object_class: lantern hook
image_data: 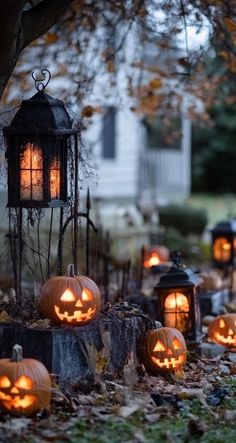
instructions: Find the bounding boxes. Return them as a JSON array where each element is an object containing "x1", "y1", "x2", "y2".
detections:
[
  {"x1": 170, "y1": 250, "x2": 182, "y2": 268},
  {"x1": 32, "y1": 69, "x2": 51, "y2": 92}
]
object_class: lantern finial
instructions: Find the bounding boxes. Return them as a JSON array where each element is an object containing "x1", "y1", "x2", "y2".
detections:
[
  {"x1": 170, "y1": 250, "x2": 182, "y2": 268},
  {"x1": 32, "y1": 68, "x2": 51, "y2": 92}
]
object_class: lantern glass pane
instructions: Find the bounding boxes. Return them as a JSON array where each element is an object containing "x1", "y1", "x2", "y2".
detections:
[
  {"x1": 20, "y1": 143, "x2": 43, "y2": 200},
  {"x1": 164, "y1": 291, "x2": 190, "y2": 333},
  {"x1": 213, "y1": 237, "x2": 231, "y2": 262}
]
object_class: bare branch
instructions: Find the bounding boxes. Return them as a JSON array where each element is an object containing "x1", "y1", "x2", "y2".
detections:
[{"x1": 21, "y1": 0, "x2": 73, "y2": 49}]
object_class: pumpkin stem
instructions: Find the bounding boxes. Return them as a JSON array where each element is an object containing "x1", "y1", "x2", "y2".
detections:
[
  {"x1": 66, "y1": 264, "x2": 75, "y2": 277},
  {"x1": 11, "y1": 344, "x2": 23, "y2": 362}
]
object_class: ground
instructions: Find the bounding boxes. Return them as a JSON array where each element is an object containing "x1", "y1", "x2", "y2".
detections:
[{"x1": 0, "y1": 348, "x2": 236, "y2": 443}]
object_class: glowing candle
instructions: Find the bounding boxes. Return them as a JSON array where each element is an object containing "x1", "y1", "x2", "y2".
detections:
[
  {"x1": 50, "y1": 159, "x2": 60, "y2": 199},
  {"x1": 213, "y1": 237, "x2": 231, "y2": 262},
  {"x1": 164, "y1": 292, "x2": 189, "y2": 334},
  {"x1": 20, "y1": 143, "x2": 43, "y2": 200}
]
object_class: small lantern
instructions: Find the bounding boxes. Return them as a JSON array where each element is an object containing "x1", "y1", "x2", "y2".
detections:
[
  {"x1": 143, "y1": 245, "x2": 169, "y2": 271},
  {"x1": 211, "y1": 220, "x2": 236, "y2": 268},
  {"x1": 154, "y1": 252, "x2": 202, "y2": 344},
  {"x1": 4, "y1": 69, "x2": 76, "y2": 208}
]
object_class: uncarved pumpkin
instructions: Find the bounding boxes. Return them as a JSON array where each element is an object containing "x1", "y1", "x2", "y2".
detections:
[
  {"x1": 140, "y1": 327, "x2": 187, "y2": 374},
  {"x1": 39, "y1": 264, "x2": 101, "y2": 325},
  {"x1": 208, "y1": 314, "x2": 236, "y2": 349},
  {"x1": 0, "y1": 344, "x2": 51, "y2": 416}
]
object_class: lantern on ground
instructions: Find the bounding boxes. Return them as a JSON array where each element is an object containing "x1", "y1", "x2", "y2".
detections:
[
  {"x1": 154, "y1": 252, "x2": 202, "y2": 345},
  {"x1": 0, "y1": 344, "x2": 51, "y2": 416},
  {"x1": 211, "y1": 220, "x2": 236, "y2": 268},
  {"x1": 143, "y1": 245, "x2": 169, "y2": 272},
  {"x1": 4, "y1": 69, "x2": 76, "y2": 208}
]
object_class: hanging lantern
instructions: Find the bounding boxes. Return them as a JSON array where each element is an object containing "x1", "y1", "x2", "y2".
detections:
[
  {"x1": 154, "y1": 252, "x2": 202, "y2": 345},
  {"x1": 211, "y1": 220, "x2": 236, "y2": 268},
  {"x1": 4, "y1": 69, "x2": 77, "y2": 208}
]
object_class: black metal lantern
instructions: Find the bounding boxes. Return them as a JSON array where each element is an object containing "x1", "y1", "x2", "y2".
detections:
[
  {"x1": 4, "y1": 69, "x2": 76, "y2": 208},
  {"x1": 154, "y1": 252, "x2": 202, "y2": 345},
  {"x1": 211, "y1": 220, "x2": 236, "y2": 268}
]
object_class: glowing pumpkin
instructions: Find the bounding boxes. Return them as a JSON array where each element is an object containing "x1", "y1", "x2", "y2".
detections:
[
  {"x1": 208, "y1": 314, "x2": 236, "y2": 349},
  {"x1": 144, "y1": 245, "x2": 169, "y2": 268},
  {"x1": 0, "y1": 344, "x2": 51, "y2": 416},
  {"x1": 39, "y1": 264, "x2": 101, "y2": 325},
  {"x1": 140, "y1": 327, "x2": 187, "y2": 373}
]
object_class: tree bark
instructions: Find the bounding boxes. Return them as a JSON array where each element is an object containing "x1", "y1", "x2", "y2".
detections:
[{"x1": 0, "y1": 0, "x2": 73, "y2": 101}]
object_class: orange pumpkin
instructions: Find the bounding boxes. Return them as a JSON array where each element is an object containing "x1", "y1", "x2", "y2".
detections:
[
  {"x1": 140, "y1": 327, "x2": 187, "y2": 374},
  {"x1": 39, "y1": 264, "x2": 101, "y2": 325},
  {"x1": 208, "y1": 314, "x2": 236, "y2": 349},
  {"x1": 0, "y1": 344, "x2": 51, "y2": 416}
]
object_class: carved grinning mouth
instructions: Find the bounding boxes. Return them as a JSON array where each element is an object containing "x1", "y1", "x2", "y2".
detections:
[
  {"x1": 151, "y1": 354, "x2": 185, "y2": 369},
  {"x1": 214, "y1": 332, "x2": 236, "y2": 346},
  {"x1": 0, "y1": 391, "x2": 36, "y2": 410},
  {"x1": 54, "y1": 305, "x2": 96, "y2": 323}
]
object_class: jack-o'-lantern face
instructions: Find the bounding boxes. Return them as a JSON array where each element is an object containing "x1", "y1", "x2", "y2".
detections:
[
  {"x1": 208, "y1": 314, "x2": 236, "y2": 349},
  {"x1": 140, "y1": 327, "x2": 187, "y2": 374},
  {"x1": 39, "y1": 266, "x2": 101, "y2": 326},
  {"x1": 54, "y1": 287, "x2": 97, "y2": 323},
  {"x1": 0, "y1": 375, "x2": 36, "y2": 411}
]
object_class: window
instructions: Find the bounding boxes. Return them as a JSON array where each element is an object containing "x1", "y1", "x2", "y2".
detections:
[
  {"x1": 145, "y1": 117, "x2": 182, "y2": 150},
  {"x1": 102, "y1": 107, "x2": 116, "y2": 159}
]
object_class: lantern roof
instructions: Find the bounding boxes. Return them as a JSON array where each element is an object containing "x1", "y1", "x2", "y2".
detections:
[
  {"x1": 155, "y1": 251, "x2": 202, "y2": 289},
  {"x1": 211, "y1": 219, "x2": 236, "y2": 235},
  {"x1": 4, "y1": 90, "x2": 75, "y2": 135}
]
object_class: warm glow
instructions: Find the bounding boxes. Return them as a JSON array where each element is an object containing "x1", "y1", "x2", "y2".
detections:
[
  {"x1": 82, "y1": 288, "x2": 93, "y2": 301},
  {"x1": 214, "y1": 332, "x2": 236, "y2": 346},
  {"x1": 60, "y1": 289, "x2": 76, "y2": 302},
  {"x1": 15, "y1": 375, "x2": 33, "y2": 390},
  {"x1": 20, "y1": 143, "x2": 43, "y2": 200},
  {"x1": 220, "y1": 319, "x2": 225, "y2": 328},
  {"x1": 172, "y1": 338, "x2": 182, "y2": 350},
  {"x1": 144, "y1": 253, "x2": 160, "y2": 268},
  {"x1": 164, "y1": 292, "x2": 189, "y2": 333},
  {"x1": 213, "y1": 237, "x2": 231, "y2": 262},
  {"x1": 50, "y1": 159, "x2": 60, "y2": 199},
  {"x1": 54, "y1": 305, "x2": 96, "y2": 323},
  {"x1": 0, "y1": 376, "x2": 11, "y2": 388},
  {"x1": 153, "y1": 340, "x2": 166, "y2": 352},
  {"x1": 151, "y1": 353, "x2": 185, "y2": 370}
]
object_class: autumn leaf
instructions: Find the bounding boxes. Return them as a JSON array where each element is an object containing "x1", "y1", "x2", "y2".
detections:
[
  {"x1": 224, "y1": 18, "x2": 236, "y2": 32},
  {"x1": 81, "y1": 105, "x2": 95, "y2": 118},
  {"x1": 149, "y1": 78, "x2": 162, "y2": 89},
  {"x1": 45, "y1": 32, "x2": 59, "y2": 44}
]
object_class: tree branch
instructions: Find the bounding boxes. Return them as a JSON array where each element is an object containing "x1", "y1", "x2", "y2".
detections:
[{"x1": 21, "y1": 0, "x2": 73, "y2": 49}]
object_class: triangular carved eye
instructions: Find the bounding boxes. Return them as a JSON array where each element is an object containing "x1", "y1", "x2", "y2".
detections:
[
  {"x1": 15, "y1": 376, "x2": 33, "y2": 390},
  {"x1": 172, "y1": 338, "x2": 181, "y2": 350},
  {"x1": 0, "y1": 376, "x2": 11, "y2": 388},
  {"x1": 219, "y1": 319, "x2": 225, "y2": 328},
  {"x1": 60, "y1": 289, "x2": 75, "y2": 302},
  {"x1": 82, "y1": 288, "x2": 93, "y2": 301},
  {"x1": 153, "y1": 340, "x2": 166, "y2": 352}
]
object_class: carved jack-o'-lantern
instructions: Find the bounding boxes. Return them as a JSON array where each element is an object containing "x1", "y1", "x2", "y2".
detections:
[
  {"x1": 0, "y1": 344, "x2": 51, "y2": 416},
  {"x1": 208, "y1": 314, "x2": 236, "y2": 349},
  {"x1": 140, "y1": 327, "x2": 187, "y2": 374},
  {"x1": 39, "y1": 264, "x2": 101, "y2": 325}
]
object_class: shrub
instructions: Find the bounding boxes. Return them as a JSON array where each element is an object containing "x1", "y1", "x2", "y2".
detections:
[{"x1": 158, "y1": 204, "x2": 208, "y2": 236}]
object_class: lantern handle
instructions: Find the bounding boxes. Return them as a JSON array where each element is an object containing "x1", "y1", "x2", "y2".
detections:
[{"x1": 32, "y1": 69, "x2": 51, "y2": 92}]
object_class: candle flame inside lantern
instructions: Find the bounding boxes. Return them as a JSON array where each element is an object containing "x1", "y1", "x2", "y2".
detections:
[
  {"x1": 213, "y1": 237, "x2": 231, "y2": 262},
  {"x1": 20, "y1": 143, "x2": 43, "y2": 200},
  {"x1": 144, "y1": 252, "x2": 160, "y2": 268},
  {"x1": 50, "y1": 159, "x2": 60, "y2": 199},
  {"x1": 164, "y1": 292, "x2": 189, "y2": 333}
]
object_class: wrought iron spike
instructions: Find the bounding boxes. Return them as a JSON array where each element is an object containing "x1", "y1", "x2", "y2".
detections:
[{"x1": 86, "y1": 188, "x2": 91, "y2": 210}]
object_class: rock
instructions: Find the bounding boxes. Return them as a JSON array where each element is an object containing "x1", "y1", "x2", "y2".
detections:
[
  {"x1": 202, "y1": 315, "x2": 215, "y2": 327},
  {"x1": 197, "y1": 342, "x2": 226, "y2": 359},
  {"x1": 219, "y1": 364, "x2": 230, "y2": 375}
]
